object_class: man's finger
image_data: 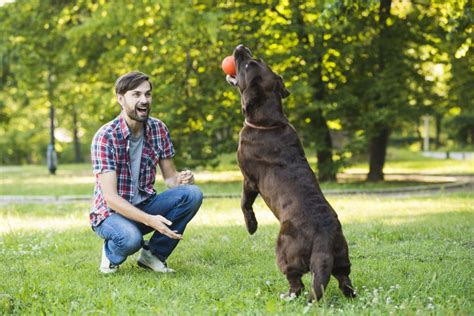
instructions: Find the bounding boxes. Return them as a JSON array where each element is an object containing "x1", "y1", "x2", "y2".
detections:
[
  {"x1": 157, "y1": 215, "x2": 172, "y2": 226},
  {"x1": 167, "y1": 230, "x2": 183, "y2": 240}
]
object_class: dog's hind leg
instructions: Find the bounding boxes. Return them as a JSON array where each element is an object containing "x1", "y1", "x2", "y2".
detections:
[
  {"x1": 332, "y1": 266, "x2": 356, "y2": 298},
  {"x1": 285, "y1": 272, "x2": 304, "y2": 298},
  {"x1": 309, "y1": 251, "x2": 333, "y2": 302},
  {"x1": 332, "y1": 234, "x2": 356, "y2": 298},
  {"x1": 276, "y1": 230, "x2": 305, "y2": 298}
]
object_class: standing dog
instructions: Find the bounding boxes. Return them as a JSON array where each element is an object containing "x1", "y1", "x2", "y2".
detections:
[{"x1": 226, "y1": 45, "x2": 355, "y2": 301}]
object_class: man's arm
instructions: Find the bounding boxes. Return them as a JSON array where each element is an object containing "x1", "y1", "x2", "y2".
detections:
[
  {"x1": 98, "y1": 171, "x2": 182, "y2": 240},
  {"x1": 159, "y1": 158, "x2": 194, "y2": 188}
]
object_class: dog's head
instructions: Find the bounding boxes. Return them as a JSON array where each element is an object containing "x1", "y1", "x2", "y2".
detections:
[{"x1": 227, "y1": 45, "x2": 290, "y2": 116}]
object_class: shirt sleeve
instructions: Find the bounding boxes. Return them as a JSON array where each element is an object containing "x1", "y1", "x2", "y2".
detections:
[
  {"x1": 159, "y1": 122, "x2": 175, "y2": 159},
  {"x1": 91, "y1": 132, "x2": 116, "y2": 175}
]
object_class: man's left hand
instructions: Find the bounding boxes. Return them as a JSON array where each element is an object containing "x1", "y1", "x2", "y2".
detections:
[{"x1": 177, "y1": 170, "x2": 194, "y2": 185}]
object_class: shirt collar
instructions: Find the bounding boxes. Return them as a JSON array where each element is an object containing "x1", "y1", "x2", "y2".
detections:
[{"x1": 118, "y1": 112, "x2": 151, "y2": 140}]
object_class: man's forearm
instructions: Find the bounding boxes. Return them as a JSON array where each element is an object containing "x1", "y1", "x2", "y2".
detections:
[
  {"x1": 104, "y1": 193, "x2": 152, "y2": 226},
  {"x1": 165, "y1": 175, "x2": 179, "y2": 188}
]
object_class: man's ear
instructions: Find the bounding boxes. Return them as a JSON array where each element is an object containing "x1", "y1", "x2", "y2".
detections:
[
  {"x1": 276, "y1": 76, "x2": 290, "y2": 99},
  {"x1": 117, "y1": 94, "x2": 124, "y2": 107}
]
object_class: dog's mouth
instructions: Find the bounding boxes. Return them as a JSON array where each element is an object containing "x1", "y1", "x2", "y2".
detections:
[
  {"x1": 225, "y1": 44, "x2": 253, "y2": 87},
  {"x1": 233, "y1": 44, "x2": 253, "y2": 75}
]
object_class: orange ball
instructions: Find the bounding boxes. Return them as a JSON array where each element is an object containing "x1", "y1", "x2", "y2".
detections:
[{"x1": 221, "y1": 55, "x2": 236, "y2": 76}]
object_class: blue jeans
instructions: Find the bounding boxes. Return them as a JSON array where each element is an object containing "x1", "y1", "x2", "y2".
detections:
[{"x1": 94, "y1": 185, "x2": 203, "y2": 265}]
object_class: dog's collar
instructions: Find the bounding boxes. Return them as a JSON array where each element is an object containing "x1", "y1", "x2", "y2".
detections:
[{"x1": 244, "y1": 119, "x2": 283, "y2": 130}]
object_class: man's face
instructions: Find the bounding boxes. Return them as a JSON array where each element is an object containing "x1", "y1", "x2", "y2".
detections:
[{"x1": 117, "y1": 80, "x2": 152, "y2": 123}]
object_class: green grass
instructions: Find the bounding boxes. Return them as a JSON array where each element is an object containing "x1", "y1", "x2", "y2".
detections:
[
  {"x1": 1, "y1": 147, "x2": 471, "y2": 196},
  {"x1": 341, "y1": 148, "x2": 474, "y2": 175},
  {"x1": 0, "y1": 192, "x2": 473, "y2": 315}
]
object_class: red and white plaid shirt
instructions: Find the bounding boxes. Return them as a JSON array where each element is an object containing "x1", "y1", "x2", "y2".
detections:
[{"x1": 90, "y1": 113, "x2": 175, "y2": 227}]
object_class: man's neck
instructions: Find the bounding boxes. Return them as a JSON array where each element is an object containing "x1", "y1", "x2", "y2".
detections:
[{"x1": 122, "y1": 113, "x2": 145, "y2": 138}]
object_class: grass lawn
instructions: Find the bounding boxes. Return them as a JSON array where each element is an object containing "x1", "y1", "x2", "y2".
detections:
[
  {"x1": 0, "y1": 192, "x2": 473, "y2": 315},
  {"x1": 1, "y1": 148, "x2": 472, "y2": 196}
]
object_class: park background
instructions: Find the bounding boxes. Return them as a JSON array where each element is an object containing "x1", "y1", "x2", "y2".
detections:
[{"x1": 0, "y1": 0, "x2": 473, "y2": 315}]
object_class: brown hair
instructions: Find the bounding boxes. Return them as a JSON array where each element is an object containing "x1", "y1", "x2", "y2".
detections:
[{"x1": 115, "y1": 71, "x2": 153, "y2": 95}]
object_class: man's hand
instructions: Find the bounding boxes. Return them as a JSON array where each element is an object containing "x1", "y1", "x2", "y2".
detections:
[
  {"x1": 147, "y1": 215, "x2": 183, "y2": 240},
  {"x1": 177, "y1": 170, "x2": 194, "y2": 185}
]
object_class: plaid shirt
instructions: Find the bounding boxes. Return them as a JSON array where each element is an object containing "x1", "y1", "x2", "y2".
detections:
[{"x1": 90, "y1": 113, "x2": 175, "y2": 227}]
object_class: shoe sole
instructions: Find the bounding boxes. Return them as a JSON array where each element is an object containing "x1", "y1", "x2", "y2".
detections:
[
  {"x1": 137, "y1": 261, "x2": 153, "y2": 270},
  {"x1": 137, "y1": 261, "x2": 175, "y2": 273},
  {"x1": 99, "y1": 268, "x2": 118, "y2": 274}
]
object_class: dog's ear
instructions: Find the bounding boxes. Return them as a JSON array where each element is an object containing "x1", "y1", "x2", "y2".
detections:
[{"x1": 276, "y1": 76, "x2": 290, "y2": 99}]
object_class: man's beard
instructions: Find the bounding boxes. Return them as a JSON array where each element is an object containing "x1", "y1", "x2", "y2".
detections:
[{"x1": 126, "y1": 104, "x2": 150, "y2": 122}]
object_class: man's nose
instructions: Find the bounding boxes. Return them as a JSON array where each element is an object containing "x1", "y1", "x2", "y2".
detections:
[{"x1": 139, "y1": 94, "x2": 148, "y2": 103}]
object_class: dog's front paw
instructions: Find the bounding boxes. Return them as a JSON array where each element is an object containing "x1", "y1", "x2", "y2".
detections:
[{"x1": 244, "y1": 210, "x2": 258, "y2": 234}]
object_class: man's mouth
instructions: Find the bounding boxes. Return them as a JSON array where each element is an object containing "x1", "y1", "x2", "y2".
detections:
[{"x1": 136, "y1": 105, "x2": 149, "y2": 115}]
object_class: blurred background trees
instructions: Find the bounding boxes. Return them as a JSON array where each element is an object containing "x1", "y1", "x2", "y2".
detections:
[{"x1": 0, "y1": 0, "x2": 471, "y2": 181}]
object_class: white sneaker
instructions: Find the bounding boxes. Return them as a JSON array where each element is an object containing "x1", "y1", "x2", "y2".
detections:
[
  {"x1": 137, "y1": 248, "x2": 175, "y2": 273},
  {"x1": 100, "y1": 243, "x2": 119, "y2": 274}
]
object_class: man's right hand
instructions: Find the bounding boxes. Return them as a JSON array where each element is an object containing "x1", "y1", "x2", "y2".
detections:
[
  {"x1": 98, "y1": 171, "x2": 183, "y2": 240},
  {"x1": 147, "y1": 215, "x2": 183, "y2": 240}
]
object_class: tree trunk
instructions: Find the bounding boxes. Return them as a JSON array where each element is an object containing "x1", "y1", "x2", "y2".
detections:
[
  {"x1": 434, "y1": 114, "x2": 442, "y2": 149},
  {"x1": 366, "y1": 0, "x2": 392, "y2": 182},
  {"x1": 312, "y1": 109, "x2": 336, "y2": 181},
  {"x1": 289, "y1": 1, "x2": 336, "y2": 181},
  {"x1": 367, "y1": 126, "x2": 391, "y2": 182},
  {"x1": 72, "y1": 106, "x2": 82, "y2": 163}
]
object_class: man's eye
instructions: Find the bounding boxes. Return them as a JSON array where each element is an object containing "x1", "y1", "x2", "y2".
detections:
[
  {"x1": 132, "y1": 93, "x2": 140, "y2": 97},
  {"x1": 145, "y1": 93, "x2": 151, "y2": 97}
]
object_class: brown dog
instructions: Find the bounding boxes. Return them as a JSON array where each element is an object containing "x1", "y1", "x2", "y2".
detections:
[{"x1": 227, "y1": 45, "x2": 355, "y2": 301}]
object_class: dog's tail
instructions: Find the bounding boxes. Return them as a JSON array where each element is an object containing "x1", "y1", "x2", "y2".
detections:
[{"x1": 309, "y1": 239, "x2": 334, "y2": 302}]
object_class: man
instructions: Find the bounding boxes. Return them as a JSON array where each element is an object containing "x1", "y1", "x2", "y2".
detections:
[{"x1": 90, "y1": 71, "x2": 203, "y2": 274}]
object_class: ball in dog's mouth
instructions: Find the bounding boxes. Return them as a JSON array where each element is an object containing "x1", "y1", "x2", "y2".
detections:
[{"x1": 222, "y1": 55, "x2": 236, "y2": 76}]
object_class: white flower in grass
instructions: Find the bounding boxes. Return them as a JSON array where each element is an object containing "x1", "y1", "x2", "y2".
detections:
[
  {"x1": 427, "y1": 303, "x2": 435, "y2": 310},
  {"x1": 265, "y1": 280, "x2": 271, "y2": 286},
  {"x1": 280, "y1": 292, "x2": 297, "y2": 301},
  {"x1": 303, "y1": 304, "x2": 312, "y2": 314}
]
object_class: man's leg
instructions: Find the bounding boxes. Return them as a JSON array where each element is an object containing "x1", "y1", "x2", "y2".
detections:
[
  {"x1": 138, "y1": 185, "x2": 203, "y2": 261},
  {"x1": 94, "y1": 213, "x2": 143, "y2": 265}
]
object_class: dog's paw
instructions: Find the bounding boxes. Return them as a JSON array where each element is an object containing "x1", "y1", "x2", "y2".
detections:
[{"x1": 244, "y1": 211, "x2": 258, "y2": 234}]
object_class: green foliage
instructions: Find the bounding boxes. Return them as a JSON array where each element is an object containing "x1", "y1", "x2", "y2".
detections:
[{"x1": 0, "y1": 1, "x2": 471, "y2": 174}]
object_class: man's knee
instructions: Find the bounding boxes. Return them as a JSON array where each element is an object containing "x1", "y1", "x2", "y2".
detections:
[
  {"x1": 181, "y1": 185, "x2": 203, "y2": 212},
  {"x1": 115, "y1": 226, "x2": 143, "y2": 254},
  {"x1": 188, "y1": 185, "x2": 203, "y2": 203}
]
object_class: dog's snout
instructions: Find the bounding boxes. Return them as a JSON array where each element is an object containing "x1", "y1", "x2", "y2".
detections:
[{"x1": 234, "y1": 45, "x2": 252, "y2": 57}]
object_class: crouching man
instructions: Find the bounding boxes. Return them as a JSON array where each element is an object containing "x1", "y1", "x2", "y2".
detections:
[{"x1": 90, "y1": 71, "x2": 203, "y2": 273}]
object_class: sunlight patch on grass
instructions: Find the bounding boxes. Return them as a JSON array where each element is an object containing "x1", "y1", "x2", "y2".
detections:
[
  {"x1": 332, "y1": 194, "x2": 473, "y2": 225},
  {"x1": 195, "y1": 170, "x2": 243, "y2": 182},
  {"x1": 1, "y1": 176, "x2": 94, "y2": 185},
  {"x1": 1, "y1": 193, "x2": 472, "y2": 234},
  {"x1": 0, "y1": 215, "x2": 85, "y2": 233}
]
